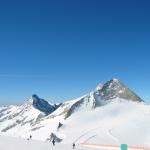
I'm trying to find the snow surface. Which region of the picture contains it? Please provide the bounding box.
[0,79,149,149]
[0,99,150,150]
[0,135,101,150]
[59,100,150,147]
[1,99,149,148]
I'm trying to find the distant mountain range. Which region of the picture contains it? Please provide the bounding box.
[0,78,148,146]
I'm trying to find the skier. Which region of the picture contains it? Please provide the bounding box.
[57,122,63,131]
[52,139,55,146]
[73,143,75,149]
[30,135,32,140]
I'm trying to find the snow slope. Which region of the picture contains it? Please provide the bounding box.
[0,78,149,147]
[1,99,149,147]
[0,136,76,150]
[59,100,150,147]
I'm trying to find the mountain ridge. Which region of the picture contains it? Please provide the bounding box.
[0,78,146,142]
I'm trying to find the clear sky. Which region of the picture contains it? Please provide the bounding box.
[0,0,150,105]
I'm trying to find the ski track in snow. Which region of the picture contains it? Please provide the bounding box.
[82,135,97,143]
[74,125,119,146]
[107,128,120,144]
[74,126,101,144]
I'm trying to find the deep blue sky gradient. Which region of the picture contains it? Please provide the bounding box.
[0,0,150,105]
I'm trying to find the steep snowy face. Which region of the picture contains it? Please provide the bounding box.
[97,79,143,102]
[28,94,57,115]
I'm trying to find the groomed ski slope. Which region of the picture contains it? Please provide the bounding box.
[0,135,99,150]
[0,135,150,150]
[0,135,71,150]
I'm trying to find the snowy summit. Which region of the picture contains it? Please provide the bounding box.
[0,78,149,149]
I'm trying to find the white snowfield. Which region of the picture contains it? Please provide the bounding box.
[0,100,150,150]
[0,138,150,150]
[0,135,77,150]
[0,135,120,150]
[61,100,150,147]
[0,79,150,150]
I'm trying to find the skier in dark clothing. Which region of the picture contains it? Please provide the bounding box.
[52,139,55,146]
[73,143,75,149]
[30,135,32,140]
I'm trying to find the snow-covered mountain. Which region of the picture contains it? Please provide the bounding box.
[0,78,149,147]
[98,78,143,102]
[0,95,61,134]
[63,78,143,118]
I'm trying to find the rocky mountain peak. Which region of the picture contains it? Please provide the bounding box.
[26,94,57,115]
[98,78,143,102]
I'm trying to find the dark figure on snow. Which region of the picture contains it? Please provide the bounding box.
[30,135,32,140]
[73,143,75,149]
[52,139,55,146]
[57,122,63,131]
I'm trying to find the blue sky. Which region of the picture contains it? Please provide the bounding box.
[0,0,150,105]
